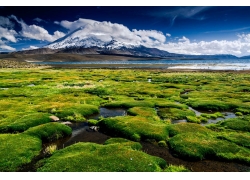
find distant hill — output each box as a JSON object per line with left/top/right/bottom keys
{"left": 1, "top": 25, "right": 241, "bottom": 61}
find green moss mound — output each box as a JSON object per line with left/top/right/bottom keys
{"left": 37, "top": 142, "right": 166, "bottom": 172}
{"left": 5, "top": 112, "right": 51, "bottom": 133}
{"left": 0, "top": 134, "right": 41, "bottom": 172}
{"left": 186, "top": 99, "right": 239, "bottom": 111}
{"left": 127, "top": 107, "right": 157, "bottom": 117}
{"left": 23, "top": 122, "right": 72, "bottom": 142}
{"left": 104, "top": 100, "right": 155, "bottom": 108}
{"left": 217, "top": 117, "right": 250, "bottom": 132}
{"left": 168, "top": 132, "right": 250, "bottom": 164}
{"left": 168, "top": 123, "right": 211, "bottom": 137}
{"left": 158, "top": 108, "right": 195, "bottom": 120}
{"left": 98, "top": 116, "right": 168, "bottom": 142}
{"left": 217, "top": 131, "right": 250, "bottom": 148}
{"left": 127, "top": 107, "right": 160, "bottom": 120}
{"left": 55, "top": 104, "right": 99, "bottom": 122}
{"left": 155, "top": 101, "right": 188, "bottom": 109}
{"left": 104, "top": 138, "right": 142, "bottom": 150}
{"left": 186, "top": 116, "right": 200, "bottom": 124}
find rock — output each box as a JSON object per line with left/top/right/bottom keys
{"left": 61, "top": 121, "right": 72, "bottom": 125}
{"left": 49, "top": 115, "right": 60, "bottom": 122}
{"left": 89, "top": 126, "right": 99, "bottom": 132}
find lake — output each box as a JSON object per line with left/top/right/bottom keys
{"left": 35, "top": 59, "right": 250, "bottom": 70}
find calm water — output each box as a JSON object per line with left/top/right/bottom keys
{"left": 35, "top": 59, "right": 250, "bottom": 70}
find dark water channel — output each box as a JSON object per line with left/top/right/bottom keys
{"left": 171, "top": 106, "right": 236, "bottom": 125}
{"left": 22, "top": 106, "right": 250, "bottom": 172}
{"left": 43, "top": 107, "right": 126, "bottom": 150}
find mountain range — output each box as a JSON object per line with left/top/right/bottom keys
{"left": 1, "top": 26, "right": 248, "bottom": 60}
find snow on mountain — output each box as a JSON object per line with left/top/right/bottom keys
{"left": 45, "top": 26, "right": 139, "bottom": 50}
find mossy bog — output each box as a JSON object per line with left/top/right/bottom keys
{"left": 1, "top": 68, "right": 250, "bottom": 172}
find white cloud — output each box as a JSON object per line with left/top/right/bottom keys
{"left": 55, "top": 18, "right": 99, "bottom": 31}
{"left": 0, "top": 16, "right": 15, "bottom": 28}
{"left": 0, "top": 27, "right": 17, "bottom": 42}
{"left": 22, "top": 45, "right": 39, "bottom": 50}
{"left": 11, "top": 15, "right": 65, "bottom": 42}
{"left": 56, "top": 18, "right": 168, "bottom": 47}
{"left": 55, "top": 18, "right": 250, "bottom": 56}
{"left": 33, "top": 17, "right": 47, "bottom": 23}
{"left": 0, "top": 17, "right": 17, "bottom": 51}
{"left": 178, "top": 36, "right": 190, "bottom": 43}
{"left": 0, "top": 40, "right": 16, "bottom": 51}
{"left": 158, "top": 37, "right": 250, "bottom": 56}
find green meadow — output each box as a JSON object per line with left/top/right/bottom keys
{"left": 1, "top": 68, "right": 250, "bottom": 171}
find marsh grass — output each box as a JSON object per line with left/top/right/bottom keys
{"left": 104, "top": 100, "right": 155, "bottom": 108}
{"left": 1, "top": 69, "right": 250, "bottom": 171}
{"left": 216, "top": 131, "right": 250, "bottom": 148}
{"left": 98, "top": 116, "right": 169, "bottom": 142}
{"left": 168, "top": 132, "right": 250, "bottom": 163}
{"left": 215, "top": 116, "right": 250, "bottom": 132}
{"left": 54, "top": 104, "right": 99, "bottom": 122}
{"left": 103, "top": 138, "right": 142, "bottom": 150}
{"left": 24, "top": 122, "right": 72, "bottom": 142}
{"left": 0, "top": 133, "right": 41, "bottom": 171}
{"left": 44, "top": 144, "right": 57, "bottom": 155}
{"left": 186, "top": 116, "right": 200, "bottom": 123}
{"left": 5, "top": 113, "right": 51, "bottom": 133}
{"left": 158, "top": 108, "right": 195, "bottom": 120}
{"left": 37, "top": 141, "right": 166, "bottom": 172}
{"left": 164, "top": 164, "right": 190, "bottom": 172}
{"left": 167, "top": 123, "right": 211, "bottom": 137}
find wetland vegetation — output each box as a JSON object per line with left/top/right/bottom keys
{"left": 1, "top": 68, "right": 250, "bottom": 172}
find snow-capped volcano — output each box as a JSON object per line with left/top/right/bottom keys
{"left": 45, "top": 26, "right": 140, "bottom": 50}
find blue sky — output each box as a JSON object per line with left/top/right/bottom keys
{"left": 1, "top": 2, "right": 250, "bottom": 56}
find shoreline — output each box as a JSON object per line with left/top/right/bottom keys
{"left": 43, "top": 63, "right": 250, "bottom": 73}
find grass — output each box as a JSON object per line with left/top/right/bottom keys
{"left": 37, "top": 141, "right": 166, "bottom": 172}
{"left": 43, "top": 144, "right": 57, "bottom": 155}
{"left": 157, "top": 108, "right": 195, "bottom": 120}
{"left": 0, "top": 133, "right": 41, "bottom": 171}
{"left": 98, "top": 116, "right": 169, "bottom": 142}
{"left": 3, "top": 112, "right": 51, "bottom": 133}
{"left": 1, "top": 68, "right": 250, "bottom": 171}
{"left": 216, "top": 131, "right": 250, "bottom": 148}
{"left": 23, "top": 122, "right": 72, "bottom": 142}
{"left": 168, "top": 132, "right": 250, "bottom": 163}
{"left": 167, "top": 123, "right": 211, "bottom": 137}
{"left": 127, "top": 107, "right": 160, "bottom": 121}
{"left": 164, "top": 164, "right": 190, "bottom": 172}
{"left": 103, "top": 137, "right": 143, "bottom": 150}
{"left": 103, "top": 100, "right": 155, "bottom": 108}
{"left": 214, "top": 116, "right": 250, "bottom": 132}
{"left": 54, "top": 104, "right": 99, "bottom": 122}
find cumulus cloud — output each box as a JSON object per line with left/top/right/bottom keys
{"left": 0, "top": 16, "right": 15, "bottom": 28}
{"left": 0, "top": 16, "right": 17, "bottom": 51}
{"left": 55, "top": 18, "right": 167, "bottom": 47}
{"left": 33, "top": 17, "right": 48, "bottom": 23}
{"left": 11, "top": 15, "right": 65, "bottom": 42}
{"left": 22, "top": 45, "right": 39, "bottom": 50}
{"left": 0, "top": 27, "right": 17, "bottom": 42}
{"left": 55, "top": 18, "right": 98, "bottom": 31}
{"left": 54, "top": 18, "right": 250, "bottom": 56}
{"left": 178, "top": 36, "right": 190, "bottom": 43}
{"left": 158, "top": 36, "right": 250, "bottom": 56}
{"left": 0, "top": 39, "right": 16, "bottom": 51}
